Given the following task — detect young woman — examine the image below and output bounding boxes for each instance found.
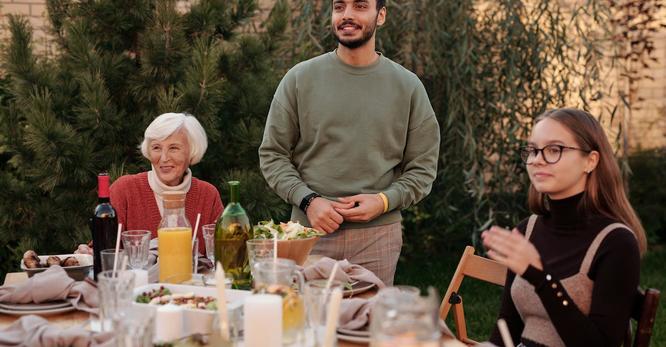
[482,108,646,347]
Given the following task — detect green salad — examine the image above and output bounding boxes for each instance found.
[253,220,324,240]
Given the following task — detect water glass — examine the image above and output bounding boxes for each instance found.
[246,239,275,277]
[370,286,441,347]
[98,270,136,332]
[100,249,126,272]
[306,279,343,347]
[121,230,151,270]
[114,305,155,347]
[202,224,216,263]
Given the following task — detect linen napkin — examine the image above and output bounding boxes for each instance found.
[0,315,114,347]
[302,257,386,289]
[338,297,374,330]
[0,266,98,314]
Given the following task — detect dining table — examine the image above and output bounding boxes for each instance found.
[0,260,463,347]
[0,269,372,346]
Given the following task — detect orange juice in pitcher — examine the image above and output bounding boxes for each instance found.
[157,191,192,283]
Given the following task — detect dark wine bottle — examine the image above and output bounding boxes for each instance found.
[91,173,117,280]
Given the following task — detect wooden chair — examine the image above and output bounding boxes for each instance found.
[623,287,661,347]
[440,246,508,344]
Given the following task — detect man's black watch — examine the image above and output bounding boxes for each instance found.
[299,193,321,213]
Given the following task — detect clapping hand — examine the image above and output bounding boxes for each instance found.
[481,226,543,276]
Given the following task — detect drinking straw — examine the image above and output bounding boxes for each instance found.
[191,213,202,250]
[498,318,514,347]
[188,213,202,275]
[323,287,343,347]
[325,262,340,291]
[112,223,123,274]
[273,232,278,263]
[215,262,230,341]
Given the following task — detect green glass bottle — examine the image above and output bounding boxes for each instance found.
[214,181,251,288]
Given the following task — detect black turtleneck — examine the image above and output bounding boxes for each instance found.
[489,192,640,347]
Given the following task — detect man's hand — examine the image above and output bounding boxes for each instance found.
[481,226,543,276]
[307,198,354,233]
[335,194,385,223]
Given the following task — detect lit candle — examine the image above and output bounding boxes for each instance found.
[155,303,184,343]
[323,287,343,347]
[215,262,230,341]
[244,294,282,347]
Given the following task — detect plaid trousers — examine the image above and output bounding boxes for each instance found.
[310,222,402,286]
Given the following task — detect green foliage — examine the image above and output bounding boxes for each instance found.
[629,149,666,244]
[0,0,291,278]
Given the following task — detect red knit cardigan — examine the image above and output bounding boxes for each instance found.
[109,172,223,254]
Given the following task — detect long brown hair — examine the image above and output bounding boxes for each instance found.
[527,108,647,255]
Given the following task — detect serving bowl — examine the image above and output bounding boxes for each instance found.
[20,254,93,281]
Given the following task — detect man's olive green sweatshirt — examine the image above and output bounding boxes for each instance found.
[259,51,440,229]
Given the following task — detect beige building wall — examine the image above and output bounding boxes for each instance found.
[1,0,664,149]
[0,0,53,56]
[627,30,666,150]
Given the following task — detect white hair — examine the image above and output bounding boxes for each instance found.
[140,113,208,165]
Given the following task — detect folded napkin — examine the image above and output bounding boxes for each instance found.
[338,297,374,330]
[0,266,98,314]
[0,315,114,347]
[302,257,386,289]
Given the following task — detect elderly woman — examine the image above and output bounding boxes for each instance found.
[109,113,223,254]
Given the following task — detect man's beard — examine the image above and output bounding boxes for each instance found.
[332,18,377,49]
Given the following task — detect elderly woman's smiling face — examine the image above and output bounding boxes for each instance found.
[149,129,191,186]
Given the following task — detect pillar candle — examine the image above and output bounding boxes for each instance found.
[244,294,282,347]
[323,287,343,347]
[155,303,184,343]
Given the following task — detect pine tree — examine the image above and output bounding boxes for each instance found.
[0,0,291,277]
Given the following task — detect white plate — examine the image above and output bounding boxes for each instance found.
[337,332,371,343]
[0,300,71,311]
[337,327,370,337]
[0,305,76,316]
[343,281,376,297]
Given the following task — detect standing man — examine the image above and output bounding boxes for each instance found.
[259,0,440,285]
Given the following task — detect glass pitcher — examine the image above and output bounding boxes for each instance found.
[157,191,192,283]
[370,286,442,347]
[253,258,306,345]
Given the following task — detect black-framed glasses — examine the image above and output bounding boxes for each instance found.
[519,144,590,164]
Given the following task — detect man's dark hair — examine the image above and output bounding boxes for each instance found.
[377,0,386,10]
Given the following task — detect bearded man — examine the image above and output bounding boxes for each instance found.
[259,0,440,285]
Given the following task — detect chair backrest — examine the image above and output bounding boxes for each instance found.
[624,288,661,347]
[439,246,507,343]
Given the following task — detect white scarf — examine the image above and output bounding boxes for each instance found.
[147,165,192,216]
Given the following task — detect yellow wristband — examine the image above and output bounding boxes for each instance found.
[378,192,389,213]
